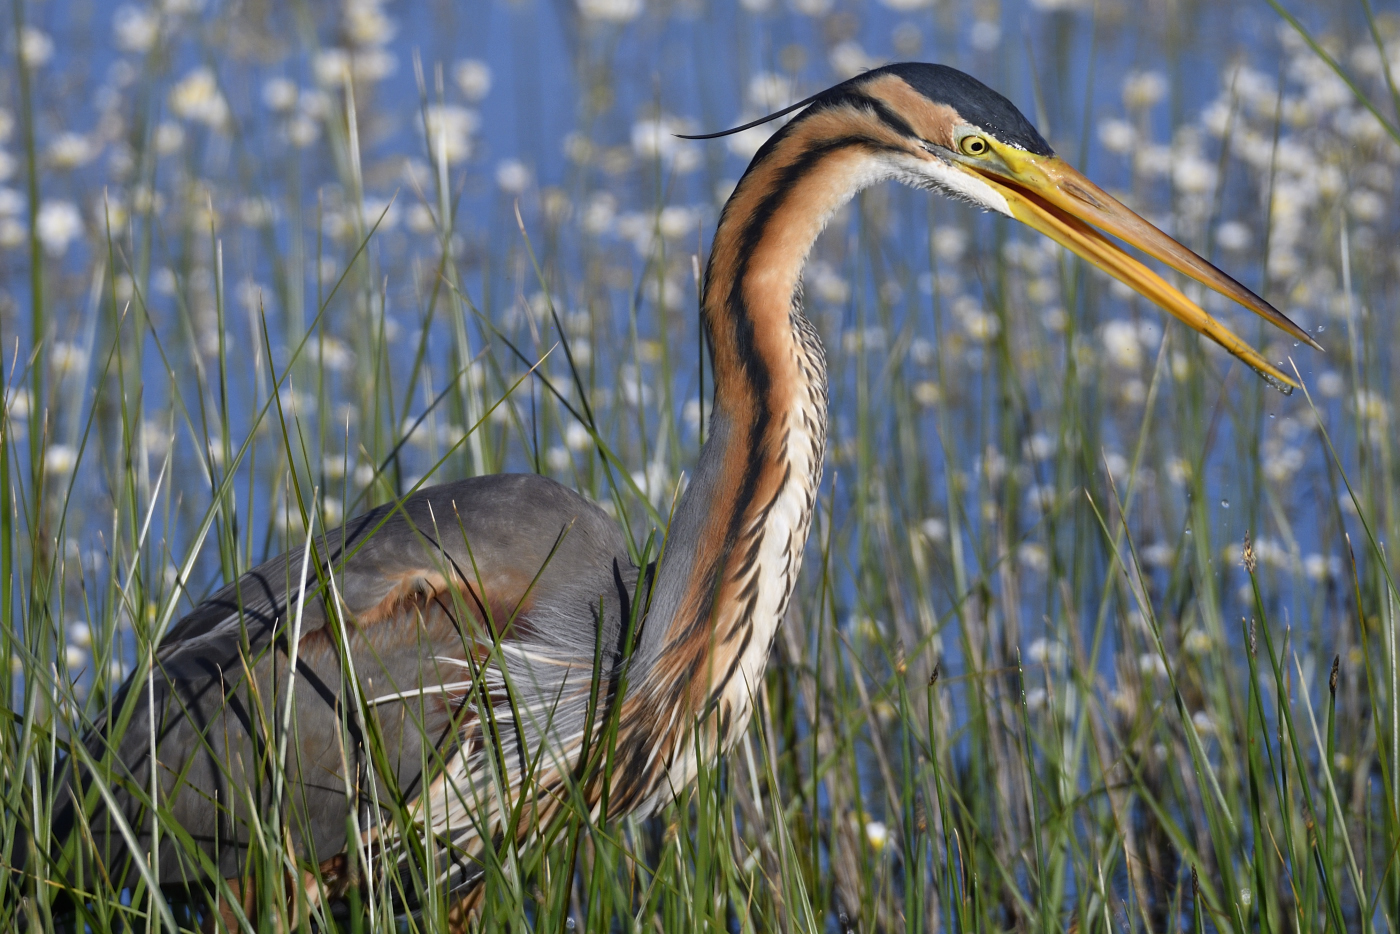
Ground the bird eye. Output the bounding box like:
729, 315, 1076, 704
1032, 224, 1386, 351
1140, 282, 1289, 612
960, 136, 990, 156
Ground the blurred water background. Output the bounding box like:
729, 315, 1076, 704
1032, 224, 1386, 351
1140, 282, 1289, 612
3, 0, 1400, 928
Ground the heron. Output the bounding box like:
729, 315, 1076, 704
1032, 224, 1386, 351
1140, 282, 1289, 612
49, 61, 1315, 930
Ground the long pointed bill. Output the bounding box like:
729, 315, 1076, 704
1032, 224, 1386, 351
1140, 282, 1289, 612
966, 146, 1319, 391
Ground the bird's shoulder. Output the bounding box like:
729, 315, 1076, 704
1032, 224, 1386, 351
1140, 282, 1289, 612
157, 473, 635, 667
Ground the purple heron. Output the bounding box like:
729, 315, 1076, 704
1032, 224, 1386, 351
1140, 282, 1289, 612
50, 62, 1314, 929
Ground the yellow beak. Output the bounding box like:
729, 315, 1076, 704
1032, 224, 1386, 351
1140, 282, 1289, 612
962, 145, 1319, 390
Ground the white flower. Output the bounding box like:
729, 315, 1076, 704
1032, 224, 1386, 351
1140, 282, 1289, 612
113, 5, 161, 53
562, 132, 594, 164
1026, 638, 1064, 666
933, 227, 966, 261
657, 205, 697, 240
1018, 543, 1049, 573
312, 336, 352, 372
809, 262, 850, 305
1141, 542, 1173, 568
1191, 710, 1216, 736
1165, 456, 1191, 485
286, 116, 320, 148
578, 0, 643, 22
546, 445, 572, 473
841, 326, 887, 353
350, 49, 396, 83
919, 517, 947, 542
495, 159, 531, 194
48, 133, 96, 170
149, 121, 183, 156
235, 197, 273, 227
829, 41, 881, 79
1348, 189, 1385, 223
954, 295, 998, 341
64, 645, 87, 671
1262, 446, 1304, 483
969, 20, 1001, 51
1200, 100, 1231, 136
1354, 389, 1389, 425
314, 49, 351, 86
344, 0, 396, 46
1138, 652, 1168, 678
1183, 629, 1212, 656
454, 59, 492, 102
66, 621, 93, 647
979, 446, 1008, 484
19, 28, 55, 67
36, 201, 83, 256
1122, 70, 1167, 109
299, 89, 332, 120
631, 117, 680, 160
1097, 118, 1135, 154
423, 104, 478, 165
1316, 370, 1342, 398
45, 444, 78, 474
961, 309, 999, 341
1103, 451, 1128, 483
863, 820, 889, 851
358, 196, 397, 231
747, 72, 794, 112
141, 419, 173, 455
5, 388, 30, 419
262, 77, 298, 112
564, 422, 592, 451
1023, 433, 1055, 461
320, 496, 344, 526
349, 463, 375, 489
630, 458, 670, 503
1133, 144, 1173, 178
1216, 220, 1250, 251
620, 363, 652, 407
51, 342, 89, 375
581, 192, 616, 235
726, 123, 778, 158
1172, 155, 1218, 194
1337, 107, 1388, 144
169, 67, 230, 128
1101, 320, 1141, 370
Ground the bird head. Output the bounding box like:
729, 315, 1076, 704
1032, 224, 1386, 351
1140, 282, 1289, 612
687, 62, 1319, 390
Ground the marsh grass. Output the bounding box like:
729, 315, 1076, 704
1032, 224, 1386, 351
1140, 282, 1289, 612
2, 0, 1400, 930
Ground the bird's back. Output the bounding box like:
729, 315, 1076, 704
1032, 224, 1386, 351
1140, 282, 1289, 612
53, 473, 640, 898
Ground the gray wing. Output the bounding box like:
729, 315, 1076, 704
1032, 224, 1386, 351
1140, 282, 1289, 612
56, 473, 639, 894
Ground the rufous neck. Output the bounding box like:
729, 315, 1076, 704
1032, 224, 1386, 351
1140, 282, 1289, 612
633, 107, 897, 677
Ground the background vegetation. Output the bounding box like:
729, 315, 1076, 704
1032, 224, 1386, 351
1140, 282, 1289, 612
1, 0, 1399, 929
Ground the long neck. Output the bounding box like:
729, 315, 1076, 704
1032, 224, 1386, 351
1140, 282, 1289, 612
629, 106, 896, 739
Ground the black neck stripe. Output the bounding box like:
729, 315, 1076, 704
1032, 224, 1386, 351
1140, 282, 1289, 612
685, 134, 891, 643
